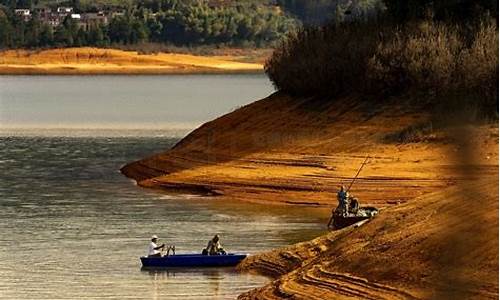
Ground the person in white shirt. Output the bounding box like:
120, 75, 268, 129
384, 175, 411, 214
147, 235, 165, 257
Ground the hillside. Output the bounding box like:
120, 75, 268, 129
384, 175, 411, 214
0, 47, 264, 74
122, 92, 498, 298
122, 93, 497, 207
238, 176, 498, 299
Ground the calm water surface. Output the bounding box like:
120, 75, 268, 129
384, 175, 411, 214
0, 74, 275, 132
0, 75, 326, 299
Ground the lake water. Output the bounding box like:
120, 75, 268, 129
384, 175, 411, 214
0, 75, 326, 299
0, 74, 276, 135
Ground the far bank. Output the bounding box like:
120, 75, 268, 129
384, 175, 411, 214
0, 47, 266, 75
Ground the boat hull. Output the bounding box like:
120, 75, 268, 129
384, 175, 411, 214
140, 254, 248, 268
332, 206, 379, 229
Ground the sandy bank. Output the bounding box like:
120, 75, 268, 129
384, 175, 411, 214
122, 92, 498, 298
237, 176, 498, 299
0, 47, 264, 75
121, 93, 498, 207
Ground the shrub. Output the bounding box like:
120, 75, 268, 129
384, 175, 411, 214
265, 15, 498, 116
383, 122, 445, 143
368, 18, 498, 113
457, 19, 499, 111
265, 20, 384, 96
367, 21, 462, 97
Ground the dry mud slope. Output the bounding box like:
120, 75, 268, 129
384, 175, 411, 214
123, 93, 497, 208
122, 93, 498, 299
238, 177, 498, 299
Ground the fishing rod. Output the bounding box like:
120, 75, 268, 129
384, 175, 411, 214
346, 156, 369, 193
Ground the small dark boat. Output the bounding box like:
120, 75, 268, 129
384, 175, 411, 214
329, 156, 379, 230
332, 206, 378, 229
140, 253, 248, 268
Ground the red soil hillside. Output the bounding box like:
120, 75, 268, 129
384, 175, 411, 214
238, 176, 498, 299
121, 93, 498, 208
122, 92, 498, 298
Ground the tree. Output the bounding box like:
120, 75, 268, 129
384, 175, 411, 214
383, 0, 498, 22
130, 19, 148, 43
72, 0, 82, 13
0, 10, 14, 48
0, 0, 301, 49
53, 17, 79, 47
75, 27, 87, 46
11, 15, 26, 46
146, 17, 162, 42
16, 0, 32, 9
108, 16, 132, 44
88, 25, 105, 46
39, 24, 54, 47
25, 13, 42, 47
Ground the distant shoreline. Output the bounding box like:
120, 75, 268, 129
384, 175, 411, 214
0, 47, 266, 75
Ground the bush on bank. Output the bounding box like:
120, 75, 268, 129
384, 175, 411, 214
368, 18, 498, 111
265, 7, 498, 115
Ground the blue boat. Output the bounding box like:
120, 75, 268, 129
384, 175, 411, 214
140, 253, 248, 268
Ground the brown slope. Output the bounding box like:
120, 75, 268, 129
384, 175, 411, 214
122, 92, 498, 298
238, 176, 499, 299
121, 93, 498, 208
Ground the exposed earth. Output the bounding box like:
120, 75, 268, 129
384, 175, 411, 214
122, 93, 498, 299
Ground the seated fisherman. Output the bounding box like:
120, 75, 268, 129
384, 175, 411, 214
349, 197, 359, 215
205, 234, 226, 255
147, 235, 175, 257
147, 235, 164, 257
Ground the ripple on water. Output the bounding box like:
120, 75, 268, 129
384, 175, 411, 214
0, 136, 325, 299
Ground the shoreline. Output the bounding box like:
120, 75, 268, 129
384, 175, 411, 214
121, 92, 499, 298
122, 93, 495, 207
0, 47, 265, 75
0, 65, 264, 75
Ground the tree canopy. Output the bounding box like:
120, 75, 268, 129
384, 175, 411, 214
0, 0, 298, 49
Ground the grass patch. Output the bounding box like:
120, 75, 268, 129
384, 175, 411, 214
384, 122, 437, 144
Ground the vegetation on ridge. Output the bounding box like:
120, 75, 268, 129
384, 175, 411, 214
265, 0, 498, 116
0, 0, 390, 50
0, 0, 298, 49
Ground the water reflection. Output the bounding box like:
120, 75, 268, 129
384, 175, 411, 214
141, 267, 265, 299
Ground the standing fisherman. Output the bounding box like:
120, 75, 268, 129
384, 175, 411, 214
328, 185, 350, 228
337, 185, 350, 216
